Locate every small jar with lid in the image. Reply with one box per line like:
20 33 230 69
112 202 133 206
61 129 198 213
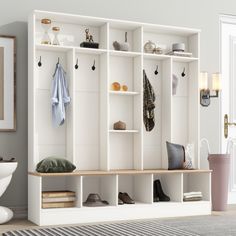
52 27 60 45
41 18 51 44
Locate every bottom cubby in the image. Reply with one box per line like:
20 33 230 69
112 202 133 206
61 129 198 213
41 176 82 209
153 173 182 203
82 175 117 207
183 172 211 202
118 174 153 205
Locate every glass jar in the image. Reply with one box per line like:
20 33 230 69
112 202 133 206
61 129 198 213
52 26 60 45
41 18 51 44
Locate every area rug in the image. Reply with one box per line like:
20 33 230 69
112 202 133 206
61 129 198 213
3 220 198 236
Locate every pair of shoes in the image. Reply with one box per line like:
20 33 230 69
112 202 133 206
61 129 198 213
118 192 135 204
153 179 170 202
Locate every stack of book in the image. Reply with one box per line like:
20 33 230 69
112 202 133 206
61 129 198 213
183 191 203 202
42 191 76 209
166 51 193 57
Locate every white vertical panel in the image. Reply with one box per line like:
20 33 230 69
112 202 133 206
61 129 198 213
188 60 200 168
66 49 75 164
100 175 117 206
133 27 143 52
100 52 109 170
28 12 36 171
100 23 109 49
66 176 83 208
133 56 143 170
134 174 153 203
162 58 172 169
28 175 42 225
188 33 200 58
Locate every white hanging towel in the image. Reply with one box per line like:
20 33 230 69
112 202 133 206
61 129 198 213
51 63 71 126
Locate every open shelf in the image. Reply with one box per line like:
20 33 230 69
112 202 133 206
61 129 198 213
109 50 141 57
143 53 198 62
36 44 108 55
109 91 139 96
29 169 212 177
109 129 139 133
36 44 73 52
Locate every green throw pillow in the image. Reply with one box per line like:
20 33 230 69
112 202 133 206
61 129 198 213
36 157 76 173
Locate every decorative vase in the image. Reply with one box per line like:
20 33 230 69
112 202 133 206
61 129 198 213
52 26 60 45
144 40 156 53
41 18 51 45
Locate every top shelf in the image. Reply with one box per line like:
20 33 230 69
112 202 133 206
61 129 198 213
34 10 200 36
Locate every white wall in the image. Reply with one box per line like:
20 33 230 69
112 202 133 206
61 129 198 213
0 0 234 212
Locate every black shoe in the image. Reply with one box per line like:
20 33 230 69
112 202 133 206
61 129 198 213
153 181 159 202
154 179 170 201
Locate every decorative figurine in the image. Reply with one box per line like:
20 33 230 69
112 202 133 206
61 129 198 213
113 32 130 51
52 26 60 45
89 35 94 42
41 18 52 44
80 28 99 49
85 28 90 42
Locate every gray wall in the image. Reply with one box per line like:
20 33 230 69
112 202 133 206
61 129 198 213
0 0 235 211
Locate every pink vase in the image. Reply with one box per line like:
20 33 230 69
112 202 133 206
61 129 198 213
208 154 230 211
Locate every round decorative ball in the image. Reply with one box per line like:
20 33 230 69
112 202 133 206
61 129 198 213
111 82 121 91
121 85 128 91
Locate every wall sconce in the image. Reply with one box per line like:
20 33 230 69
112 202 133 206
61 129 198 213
200 72 222 107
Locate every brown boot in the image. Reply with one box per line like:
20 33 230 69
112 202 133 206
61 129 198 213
118 192 135 204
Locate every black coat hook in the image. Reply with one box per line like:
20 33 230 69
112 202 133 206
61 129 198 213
92 59 96 71
57 57 60 64
38 56 42 67
181 67 186 77
75 58 79 69
154 65 158 75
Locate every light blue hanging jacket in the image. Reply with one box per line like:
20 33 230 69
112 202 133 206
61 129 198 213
51 63 71 126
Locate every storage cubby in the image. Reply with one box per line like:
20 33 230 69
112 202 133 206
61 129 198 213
35 14 108 49
171 60 199 168
109 23 142 52
153 173 182 202
42 176 82 208
143 59 162 169
118 174 152 205
183 172 211 202
74 52 107 170
29 10 211 226
171 62 189 146
82 175 117 207
142 58 172 169
34 49 74 167
143 27 199 57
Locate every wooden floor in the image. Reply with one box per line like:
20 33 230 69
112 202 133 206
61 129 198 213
1 207 236 234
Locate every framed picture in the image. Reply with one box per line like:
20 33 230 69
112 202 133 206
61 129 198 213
0 35 16 131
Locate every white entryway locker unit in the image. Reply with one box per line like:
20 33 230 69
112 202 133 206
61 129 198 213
28 10 211 226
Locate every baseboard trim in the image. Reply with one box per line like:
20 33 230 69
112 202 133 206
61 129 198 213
10 206 27 219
